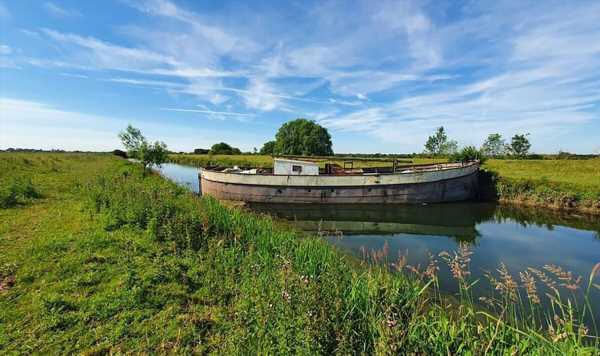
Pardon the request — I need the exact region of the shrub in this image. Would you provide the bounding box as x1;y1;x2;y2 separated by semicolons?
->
112;149;128;158
84;168;205;250
449;146;486;164
0;177;42;208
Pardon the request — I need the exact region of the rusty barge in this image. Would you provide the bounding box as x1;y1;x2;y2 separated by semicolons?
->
199;158;480;204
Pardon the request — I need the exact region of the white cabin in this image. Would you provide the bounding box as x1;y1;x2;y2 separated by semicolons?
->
273;158;319;175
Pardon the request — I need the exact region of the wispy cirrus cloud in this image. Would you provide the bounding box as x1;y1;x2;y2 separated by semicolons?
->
44;2;82;18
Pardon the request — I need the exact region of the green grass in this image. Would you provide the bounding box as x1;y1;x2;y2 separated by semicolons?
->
482;159;600;213
484;159;600;194
1;153;598;354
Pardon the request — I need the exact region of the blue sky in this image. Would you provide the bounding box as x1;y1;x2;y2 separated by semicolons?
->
1;0;599;153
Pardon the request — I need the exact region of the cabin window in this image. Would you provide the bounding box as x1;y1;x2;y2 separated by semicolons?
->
292;165;302;173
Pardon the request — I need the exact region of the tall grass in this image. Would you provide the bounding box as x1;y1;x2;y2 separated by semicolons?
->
79;163;599;353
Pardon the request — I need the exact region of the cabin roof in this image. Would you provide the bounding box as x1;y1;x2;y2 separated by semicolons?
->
273;157;319;166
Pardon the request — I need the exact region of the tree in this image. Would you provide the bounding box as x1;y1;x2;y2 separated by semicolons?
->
259;140;276;155
481;133;506;157
424;126;458;156
274;118;333;156
509;133;531;158
118;125;168;173
193;148;209;154
210;142;241;155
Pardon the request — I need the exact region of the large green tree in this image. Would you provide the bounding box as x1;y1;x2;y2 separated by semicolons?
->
424;126;458;156
210;142;241;155
118;125;168;173
274;118;333;156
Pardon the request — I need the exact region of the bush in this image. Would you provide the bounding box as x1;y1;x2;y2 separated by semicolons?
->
0;177;42;208
210;142;241;155
449;146;486;164
112;149;128;158
84;168;205;250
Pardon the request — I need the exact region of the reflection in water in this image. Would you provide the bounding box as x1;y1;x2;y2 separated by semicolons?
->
250;203;496;243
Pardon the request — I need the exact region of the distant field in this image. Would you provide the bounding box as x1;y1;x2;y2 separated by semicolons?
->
483;159;600;194
168;154;445;169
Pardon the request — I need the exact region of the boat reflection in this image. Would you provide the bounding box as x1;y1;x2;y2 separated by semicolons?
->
248;202;498;243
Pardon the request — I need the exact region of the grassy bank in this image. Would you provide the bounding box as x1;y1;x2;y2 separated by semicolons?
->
483;159;600;214
1;153;598;354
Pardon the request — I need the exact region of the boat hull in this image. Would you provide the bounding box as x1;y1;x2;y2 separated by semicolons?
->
200;163;479;204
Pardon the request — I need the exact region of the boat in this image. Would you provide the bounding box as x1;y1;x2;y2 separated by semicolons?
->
199;158;480;204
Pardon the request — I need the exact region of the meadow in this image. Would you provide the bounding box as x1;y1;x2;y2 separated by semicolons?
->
169;154;600;214
1;152;598;354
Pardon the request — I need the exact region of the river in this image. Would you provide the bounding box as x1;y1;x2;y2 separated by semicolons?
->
154;162;600;325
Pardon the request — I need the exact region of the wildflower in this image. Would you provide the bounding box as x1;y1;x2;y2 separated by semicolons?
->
544;264;582;291
439;243;472;284
528;267;559;293
281;290;291;302
519;271;540;305
393;251;407;272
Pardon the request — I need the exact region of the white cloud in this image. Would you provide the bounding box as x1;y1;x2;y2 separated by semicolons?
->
0;44;18;68
0;97;262;151
44;2;82;18
42;28;179;71
161;107;253;121
60;72;89;79
242;78;284;112
0;44;12;55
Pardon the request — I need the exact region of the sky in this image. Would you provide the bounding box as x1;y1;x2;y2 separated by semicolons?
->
1;0;599;154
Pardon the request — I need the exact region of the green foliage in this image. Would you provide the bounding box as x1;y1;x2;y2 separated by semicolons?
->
118;125;168;171
481;133;506;157
509;133;532;158
209;142;242;155
450;146;486;164
274;118;333;156
112;149;127;158
0;176;41;208
424;127;458;156
84;170;205;250
259;140;276;155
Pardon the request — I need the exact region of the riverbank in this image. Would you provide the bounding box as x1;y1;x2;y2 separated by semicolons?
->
168;154;600;215
483;159;600;215
1;153;598;354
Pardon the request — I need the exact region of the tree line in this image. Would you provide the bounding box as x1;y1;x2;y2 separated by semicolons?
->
424;126;533;161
